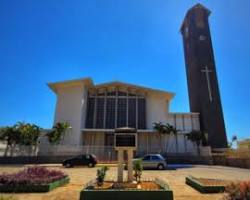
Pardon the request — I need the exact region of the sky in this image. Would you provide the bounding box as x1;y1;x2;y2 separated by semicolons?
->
0;0;249;142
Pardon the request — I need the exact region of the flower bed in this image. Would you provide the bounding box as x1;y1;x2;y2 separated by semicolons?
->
224;181;250;200
0;166;69;193
80;178;173;200
186;176;230;193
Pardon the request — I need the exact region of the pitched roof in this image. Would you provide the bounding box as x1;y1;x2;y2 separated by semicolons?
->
48;78;175;99
94;81;175;98
48;77;93;93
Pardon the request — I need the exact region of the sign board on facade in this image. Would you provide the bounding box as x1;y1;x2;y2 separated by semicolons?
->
114;133;137;150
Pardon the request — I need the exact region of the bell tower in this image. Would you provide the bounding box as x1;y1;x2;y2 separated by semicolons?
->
180;4;228;148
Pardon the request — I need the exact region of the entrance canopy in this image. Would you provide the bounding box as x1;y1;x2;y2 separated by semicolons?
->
114;127;137;133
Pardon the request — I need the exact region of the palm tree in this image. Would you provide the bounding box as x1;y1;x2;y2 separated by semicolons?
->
16;122;41;155
153;122;169;152
47;122;71;145
186;130;206;156
165;124;179;153
0;126;21;156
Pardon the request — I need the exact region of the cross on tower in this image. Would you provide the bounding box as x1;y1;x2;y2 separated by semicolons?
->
201;66;213;102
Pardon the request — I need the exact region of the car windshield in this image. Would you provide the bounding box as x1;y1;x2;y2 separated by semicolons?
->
157;154;164;160
151;155;160;160
143;155;150;160
75;155;82;159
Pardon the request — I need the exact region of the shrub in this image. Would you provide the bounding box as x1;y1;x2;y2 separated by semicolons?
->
47;122;70;145
134;160;143;183
0;196;16;200
96;166;109;186
0;166;68;186
224;181;250;200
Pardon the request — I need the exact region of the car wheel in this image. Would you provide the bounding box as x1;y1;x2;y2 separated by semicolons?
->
157;164;165;170
65;163;72;168
88;162;94;168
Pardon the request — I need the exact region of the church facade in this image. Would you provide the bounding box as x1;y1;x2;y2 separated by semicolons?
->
39;4;227;157
39;78;201;157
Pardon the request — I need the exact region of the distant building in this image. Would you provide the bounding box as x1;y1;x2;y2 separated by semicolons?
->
238;139;250;150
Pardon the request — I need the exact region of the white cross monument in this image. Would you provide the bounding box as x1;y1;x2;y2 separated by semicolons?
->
201;65;213;102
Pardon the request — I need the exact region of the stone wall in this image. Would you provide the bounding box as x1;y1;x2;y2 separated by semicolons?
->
213;155;250;169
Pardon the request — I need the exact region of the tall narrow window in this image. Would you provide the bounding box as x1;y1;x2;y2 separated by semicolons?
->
106;98;116;129
117;98;127;127
85;97;95;128
128;98;136;128
138;98;146;129
96;98;104;128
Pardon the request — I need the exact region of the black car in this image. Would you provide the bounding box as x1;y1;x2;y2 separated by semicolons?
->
62;154;97;168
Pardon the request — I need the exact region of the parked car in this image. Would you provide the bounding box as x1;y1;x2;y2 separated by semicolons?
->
132;154;167;170
62;154;97;168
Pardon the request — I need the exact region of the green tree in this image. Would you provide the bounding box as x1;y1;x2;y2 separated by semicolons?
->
96;166;109;186
153;122;167;134
16;122;41;155
47;122;70;145
153;122;169;152
165;124;180;153
186;130;207;156
153;122;180;153
134;160;143;183
0;126;21;156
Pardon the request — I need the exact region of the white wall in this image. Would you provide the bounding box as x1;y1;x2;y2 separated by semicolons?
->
146;91;200;132
54;83;88;146
167;113;200;132
146;92;170;129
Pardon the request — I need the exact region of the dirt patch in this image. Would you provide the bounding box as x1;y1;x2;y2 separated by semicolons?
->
92;181;161;190
195;178;232;187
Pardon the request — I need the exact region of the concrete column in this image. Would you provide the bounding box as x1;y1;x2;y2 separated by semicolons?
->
117;150;124;182
115;89;118;128
136;96;138;129
93;93;97;128
126;90;129;127
127;149;133;182
103;89;107;129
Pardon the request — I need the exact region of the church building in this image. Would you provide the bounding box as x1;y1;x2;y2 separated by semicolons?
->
39;4;227;158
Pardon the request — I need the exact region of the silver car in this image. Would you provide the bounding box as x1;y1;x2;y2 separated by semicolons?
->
133;154;167;170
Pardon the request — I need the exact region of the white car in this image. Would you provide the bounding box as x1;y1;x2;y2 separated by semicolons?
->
133;154;167;170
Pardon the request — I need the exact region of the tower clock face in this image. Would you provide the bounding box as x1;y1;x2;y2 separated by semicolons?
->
199;35;207;41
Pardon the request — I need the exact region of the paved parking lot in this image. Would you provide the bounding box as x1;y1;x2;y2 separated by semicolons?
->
0;164;250;200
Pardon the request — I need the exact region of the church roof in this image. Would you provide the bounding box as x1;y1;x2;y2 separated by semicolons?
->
48;78;175;99
94;81;175;98
48;77;93;93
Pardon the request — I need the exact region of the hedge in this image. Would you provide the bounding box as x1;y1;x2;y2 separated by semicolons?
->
0;177;69;193
186;176;225;193
80;178;173;200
